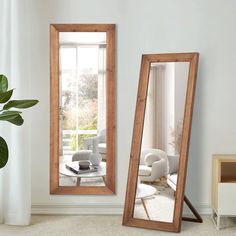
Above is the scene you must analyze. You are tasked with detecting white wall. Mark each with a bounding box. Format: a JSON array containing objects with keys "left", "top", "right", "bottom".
[{"left": 29, "top": 0, "right": 236, "bottom": 214}]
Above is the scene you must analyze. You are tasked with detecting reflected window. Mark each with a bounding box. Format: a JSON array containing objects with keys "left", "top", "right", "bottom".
[{"left": 59, "top": 33, "right": 106, "bottom": 157}]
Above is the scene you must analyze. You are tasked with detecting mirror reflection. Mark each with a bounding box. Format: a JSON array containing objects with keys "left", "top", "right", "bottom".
[
  {"left": 58, "top": 32, "right": 107, "bottom": 187},
  {"left": 133, "top": 62, "right": 189, "bottom": 222}
]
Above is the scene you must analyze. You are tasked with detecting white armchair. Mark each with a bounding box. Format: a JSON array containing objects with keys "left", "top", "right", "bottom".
[
  {"left": 138, "top": 148, "right": 168, "bottom": 182},
  {"left": 84, "top": 129, "right": 106, "bottom": 157}
]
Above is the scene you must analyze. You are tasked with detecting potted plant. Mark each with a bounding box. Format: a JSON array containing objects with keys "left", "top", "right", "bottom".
[{"left": 0, "top": 74, "right": 38, "bottom": 168}]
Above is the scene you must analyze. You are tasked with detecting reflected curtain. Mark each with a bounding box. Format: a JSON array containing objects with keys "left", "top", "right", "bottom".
[
  {"left": 0, "top": 0, "right": 31, "bottom": 225},
  {"left": 97, "top": 44, "right": 106, "bottom": 133},
  {"left": 142, "top": 65, "right": 165, "bottom": 149}
]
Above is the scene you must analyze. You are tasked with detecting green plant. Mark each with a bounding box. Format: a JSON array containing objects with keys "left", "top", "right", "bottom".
[
  {"left": 169, "top": 119, "right": 183, "bottom": 155},
  {"left": 0, "top": 74, "right": 39, "bottom": 169},
  {"left": 70, "top": 117, "right": 97, "bottom": 150}
]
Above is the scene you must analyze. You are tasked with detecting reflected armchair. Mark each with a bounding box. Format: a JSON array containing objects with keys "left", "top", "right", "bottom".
[
  {"left": 84, "top": 129, "right": 106, "bottom": 158},
  {"left": 138, "top": 148, "right": 168, "bottom": 182}
]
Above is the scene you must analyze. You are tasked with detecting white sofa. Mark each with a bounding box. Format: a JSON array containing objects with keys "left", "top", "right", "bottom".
[
  {"left": 138, "top": 148, "right": 168, "bottom": 182},
  {"left": 72, "top": 150, "right": 92, "bottom": 161},
  {"left": 166, "top": 155, "right": 179, "bottom": 190}
]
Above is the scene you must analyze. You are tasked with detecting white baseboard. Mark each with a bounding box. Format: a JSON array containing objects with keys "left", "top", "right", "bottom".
[
  {"left": 198, "top": 204, "right": 213, "bottom": 215},
  {"left": 31, "top": 203, "right": 124, "bottom": 215},
  {"left": 32, "top": 203, "right": 212, "bottom": 215},
  {"left": 183, "top": 204, "right": 212, "bottom": 215}
]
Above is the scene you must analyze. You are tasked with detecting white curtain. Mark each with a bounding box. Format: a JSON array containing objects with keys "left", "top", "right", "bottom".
[
  {"left": 0, "top": 0, "right": 31, "bottom": 225},
  {"left": 97, "top": 44, "right": 106, "bottom": 133},
  {"left": 142, "top": 65, "right": 165, "bottom": 149}
]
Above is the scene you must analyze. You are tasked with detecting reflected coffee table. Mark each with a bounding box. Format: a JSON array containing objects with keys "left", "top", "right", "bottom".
[
  {"left": 60, "top": 161, "right": 106, "bottom": 186},
  {"left": 136, "top": 184, "right": 157, "bottom": 220}
]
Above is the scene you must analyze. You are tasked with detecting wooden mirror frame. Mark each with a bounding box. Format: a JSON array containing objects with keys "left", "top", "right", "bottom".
[
  {"left": 50, "top": 24, "right": 116, "bottom": 195},
  {"left": 123, "top": 53, "right": 199, "bottom": 232}
]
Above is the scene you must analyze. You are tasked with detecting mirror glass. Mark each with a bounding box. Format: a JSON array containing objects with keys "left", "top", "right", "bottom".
[
  {"left": 58, "top": 32, "right": 107, "bottom": 187},
  {"left": 133, "top": 62, "right": 189, "bottom": 222}
]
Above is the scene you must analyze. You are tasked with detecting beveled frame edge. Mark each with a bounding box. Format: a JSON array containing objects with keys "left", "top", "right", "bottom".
[
  {"left": 50, "top": 24, "right": 116, "bottom": 195},
  {"left": 122, "top": 52, "right": 199, "bottom": 232}
]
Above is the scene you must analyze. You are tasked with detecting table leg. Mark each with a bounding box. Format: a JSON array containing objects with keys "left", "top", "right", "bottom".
[
  {"left": 141, "top": 198, "right": 150, "bottom": 220},
  {"left": 102, "top": 176, "right": 106, "bottom": 185},
  {"left": 217, "top": 215, "right": 221, "bottom": 230},
  {"left": 77, "top": 177, "right": 81, "bottom": 186}
]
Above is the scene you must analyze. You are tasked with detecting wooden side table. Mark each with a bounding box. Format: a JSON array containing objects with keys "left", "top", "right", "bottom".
[{"left": 212, "top": 154, "right": 236, "bottom": 229}]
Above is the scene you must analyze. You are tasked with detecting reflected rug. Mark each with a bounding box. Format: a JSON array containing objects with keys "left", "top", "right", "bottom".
[{"left": 134, "top": 181, "right": 175, "bottom": 222}]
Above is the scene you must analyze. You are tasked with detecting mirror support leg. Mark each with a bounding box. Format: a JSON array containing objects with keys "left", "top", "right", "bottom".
[{"left": 182, "top": 195, "right": 203, "bottom": 223}]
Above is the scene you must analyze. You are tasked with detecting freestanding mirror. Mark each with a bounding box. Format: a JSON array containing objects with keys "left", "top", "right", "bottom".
[
  {"left": 123, "top": 53, "right": 201, "bottom": 232},
  {"left": 50, "top": 24, "right": 115, "bottom": 195}
]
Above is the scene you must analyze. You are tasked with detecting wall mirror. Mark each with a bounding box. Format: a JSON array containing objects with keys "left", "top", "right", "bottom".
[
  {"left": 123, "top": 53, "right": 201, "bottom": 232},
  {"left": 50, "top": 24, "right": 116, "bottom": 195}
]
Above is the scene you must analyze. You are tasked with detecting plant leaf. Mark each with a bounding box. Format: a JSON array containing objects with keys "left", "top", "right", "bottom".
[
  {"left": 0, "top": 111, "right": 22, "bottom": 121},
  {"left": 0, "top": 74, "right": 8, "bottom": 93},
  {"left": 3, "top": 99, "right": 39, "bottom": 110},
  {"left": 7, "top": 114, "right": 24, "bottom": 126},
  {"left": 0, "top": 89, "right": 13, "bottom": 103},
  {"left": 0, "top": 136, "right": 8, "bottom": 168}
]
